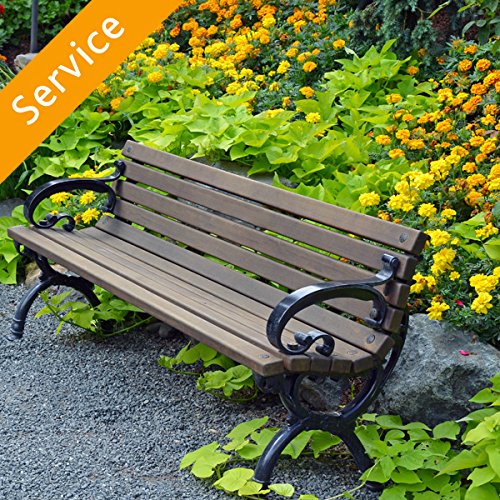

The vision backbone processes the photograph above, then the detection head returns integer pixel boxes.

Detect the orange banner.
[0,0,184,184]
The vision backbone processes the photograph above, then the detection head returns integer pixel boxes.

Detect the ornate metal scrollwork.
[24,160,125,232]
[266,254,400,357]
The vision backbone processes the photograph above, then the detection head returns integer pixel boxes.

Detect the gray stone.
[158,323,181,340]
[25,263,68,287]
[0,198,23,218]
[370,314,500,426]
[14,53,37,72]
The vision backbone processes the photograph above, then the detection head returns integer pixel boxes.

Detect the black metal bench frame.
[8,142,427,490]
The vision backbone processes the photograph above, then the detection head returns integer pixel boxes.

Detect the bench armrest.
[24,160,125,232]
[267,254,400,356]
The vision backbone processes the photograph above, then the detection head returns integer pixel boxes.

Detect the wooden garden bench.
[8,140,427,489]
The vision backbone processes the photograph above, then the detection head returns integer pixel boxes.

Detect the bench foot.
[254,367,386,489]
[8,249,99,340]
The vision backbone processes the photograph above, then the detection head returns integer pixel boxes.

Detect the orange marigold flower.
[458,59,472,72]
[333,39,346,50]
[407,66,419,76]
[389,148,405,159]
[464,44,478,55]
[471,83,487,95]
[299,86,315,98]
[302,61,317,72]
[476,59,491,71]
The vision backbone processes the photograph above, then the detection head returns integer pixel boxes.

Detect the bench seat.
[10,220,394,378]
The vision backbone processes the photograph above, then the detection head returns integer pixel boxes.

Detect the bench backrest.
[110,141,427,335]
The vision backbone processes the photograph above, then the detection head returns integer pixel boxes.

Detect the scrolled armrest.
[24,160,125,232]
[267,254,399,357]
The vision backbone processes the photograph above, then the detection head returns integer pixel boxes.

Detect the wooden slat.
[115,181,409,308]
[118,162,418,281]
[42,228,372,375]
[8,226,283,376]
[82,227,390,371]
[112,199,408,312]
[122,140,427,255]
[97,217,401,340]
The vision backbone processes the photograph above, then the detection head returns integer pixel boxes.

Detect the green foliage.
[360,372,500,499]
[349,0,471,76]
[460,0,500,43]
[158,342,257,401]
[180,416,349,498]
[0,204,26,284]
[0,0,90,51]
[35,286,146,337]
[181,373,500,499]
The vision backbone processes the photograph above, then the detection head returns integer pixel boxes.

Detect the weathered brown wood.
[115,180,410,308]
[122,140,427,255]
[117,163,418,281]
[81,227,390,372]
[96,218,401,343]
[9,226,284,376]
[113,199,409,312]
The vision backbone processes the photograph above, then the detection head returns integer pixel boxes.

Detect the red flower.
[459,350,470,356]
[0,5,4,15]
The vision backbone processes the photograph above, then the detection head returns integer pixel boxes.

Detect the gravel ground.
[0,284,379,500]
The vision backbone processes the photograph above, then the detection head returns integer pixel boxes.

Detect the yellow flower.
[124,86,137,97]
[427,298,450,320]
[475,223,499,239]
[387,194,414,212]
[389,148,405,159]
[286,47,299,58]
[147,71,163,83]
[299,86,315,98]
[359,192,380,207]
[333,39,346,50]
[402,113,414,122]
[449,271,460,281]
[407,139,425,150]
[305,112,321,124]
[79,191,96,205]
[418,204,437,218]
[375,135,391,146]
[81,208,100,225]
[410,272,426,294]
[426,229,451,247]
[110,97,123,111]
[96,83,111,97]
[470,274,499,293]
[431,248,456,275]
[395,129,410,142]
[386,93,402,104]
[303,61,317,72]
[471,292,493,314]
[50,192,72,205]
[282,96,292,107]
[269,82,280,91]
[277,60,290,74]
[441,208,456,220]
[435,120,452,133]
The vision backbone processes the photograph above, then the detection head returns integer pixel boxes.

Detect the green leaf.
[394,449,427,470]
[484,238,500,261]
[269,483,295,497]
[432,421,461,440]
[226,417,269,441]
[376,415,404,429]
[467,465,496,487]
[380,485,407,499]
[391,467,421,484]
[213,468,254,492]
[237,480,267,496]
[283,431,314,459]
[470,388,495,404]
[310,431,341,458]
[298,495,319,500]
[362,456,395,483]
[180,442,222,469]
[439,450,486,475]
[487,445,500,477]
[464,483,499,500]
